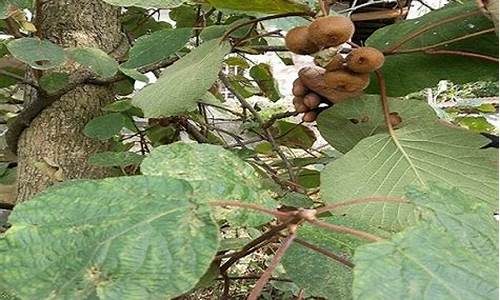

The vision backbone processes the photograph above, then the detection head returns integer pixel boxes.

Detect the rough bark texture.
[16,0,123,202]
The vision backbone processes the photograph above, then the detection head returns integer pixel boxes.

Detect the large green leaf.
[132,39,231,117]
[206,0,311,14]
[366,2,498,96]
[320,121,498,231]
[0,176,219,300]
[317,96,436,153]
[141,143,274,226]
[283,216,388,299]
[0,0,32,19]
[66,47,119,78]
[121,28,192,69]
[353,185,498,300]
[101,0,185,8]
[6,37,66,70]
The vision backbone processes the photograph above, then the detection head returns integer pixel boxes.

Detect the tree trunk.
[16,0,123,202]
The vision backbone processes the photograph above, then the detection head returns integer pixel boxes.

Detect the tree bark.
[16,0,123,202]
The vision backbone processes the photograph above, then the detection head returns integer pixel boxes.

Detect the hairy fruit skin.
[324,69,370,92]
[308,16,355,49]
[285,26,320,55]
[303,93,321,108]
[298,67,363,103]
[346,47,385,73]
[292,78,309,96]
[302,111,318,122]
[389,112,402,127]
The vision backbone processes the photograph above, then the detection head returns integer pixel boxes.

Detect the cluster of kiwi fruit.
[285,15,386,123]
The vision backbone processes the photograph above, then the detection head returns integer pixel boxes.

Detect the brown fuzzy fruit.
[302,111,318,122]
[308,16,355,49]
[292,78,309,97]
[293,96,308,113]
[389,112,402,127]
[303,93,321,109]
[298,67,363,103]
[285,26,320,55]
[346,47,385,73]
[324,69,370,92]
[324,54,345,71]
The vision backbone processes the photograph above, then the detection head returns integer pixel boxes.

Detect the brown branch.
[388,28,496,54]
[424,49,499,63]
[307,219,384,242]
[219,220,297,273]
[247,233,297,300]
[374,70,396,136]
[218,73,298,184]
[316,196,408,214]
[293,237,354,268]
[209,200,289,219]
[5,17,23,38]
[384,10,483,53]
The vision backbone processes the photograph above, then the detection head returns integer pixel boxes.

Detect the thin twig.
[308,219,384,242]
[384,10,483,53]
[219,73,297,183]
[247,233,297,300]
[293,237,354,268]
[219,220,298,273]
[388,28,496,54]
[316,196,408,214]
[424,49,499,63]
[209,200,289,219]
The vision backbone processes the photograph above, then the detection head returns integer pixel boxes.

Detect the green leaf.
[0,176,219,300]
[249,63,281,102]
[297,168,320,189]
[366,2,498,96]
[353,185,498,300]
[122,28,192,69]
[38,72,69,93]
[88,151,144,167]
[101,0,186,8]
[317,96,436,153]
[6,37,65,70]
[321,121,498,231]
[283,216,386,299]
[200,25,228,41]
[67,47,119,78]
[119,67,149,82]
[102,99,133,112]
[455,116,497,133]
[141,143,274,227]
[132,39,231,118]
[83,113,130,140]
[274,120,316,149]
[206,0,311,14]
[0,0,33,19]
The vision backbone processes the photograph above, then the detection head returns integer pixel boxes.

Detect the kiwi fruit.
[293,96,309,113]
[302,111,318,122]
[285,26,320,55]
[389,112,402,127]
[308,16,355,49]
[324,54,345,71]
[346,47,385,73]
[303,93,321,108]
[292,78,309,97]
[324,69,370,92]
